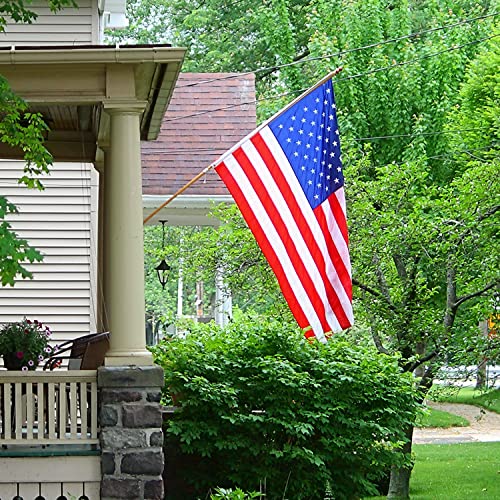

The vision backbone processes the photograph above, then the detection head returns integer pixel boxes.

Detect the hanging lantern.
[156,220,171,290]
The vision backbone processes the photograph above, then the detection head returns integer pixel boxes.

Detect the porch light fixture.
[155,220,171,290]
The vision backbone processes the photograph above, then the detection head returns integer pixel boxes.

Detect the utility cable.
[139,127,489,154]
[175,11,499,89]
[163,32,499,124]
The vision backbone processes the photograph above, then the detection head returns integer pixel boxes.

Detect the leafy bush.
[152,317,418,499]
[209,487,261,499]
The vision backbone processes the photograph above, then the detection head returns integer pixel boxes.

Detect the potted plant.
[0,318,54,370]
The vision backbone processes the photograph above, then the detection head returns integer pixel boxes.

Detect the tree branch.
[404,350,438,373]
[257,49,311,81]
[373,253,393,304]
[393,254,407,280]
[352,278,398,313]
[418,360,439,395]
[457,204,499,246]
[454,280,499,309]
[444,264,457,330]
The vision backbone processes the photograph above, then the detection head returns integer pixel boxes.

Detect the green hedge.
[152,318,418,499]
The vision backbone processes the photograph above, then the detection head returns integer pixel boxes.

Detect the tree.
[348,154,498,496]
[0,0,76,285]
[167,205,290,318]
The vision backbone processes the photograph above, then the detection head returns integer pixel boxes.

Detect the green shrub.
[209,487,261,499]
[152,317,419,499]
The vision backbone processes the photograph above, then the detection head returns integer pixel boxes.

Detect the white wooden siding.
[0,0,98,46]
[0,160,98,343]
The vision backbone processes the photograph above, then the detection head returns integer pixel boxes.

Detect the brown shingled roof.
[141,72,256,196]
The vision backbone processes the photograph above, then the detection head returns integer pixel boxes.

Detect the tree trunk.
[387,425,414,499]
[413,341,426,377]
[476,361,487,389]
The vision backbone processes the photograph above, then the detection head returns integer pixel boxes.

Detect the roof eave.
[0,45,186,142]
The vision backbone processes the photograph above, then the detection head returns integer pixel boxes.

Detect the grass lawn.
[366,442,500,499]
[410,442,500,499]
[416,407,469,428]
[430,387,500,414]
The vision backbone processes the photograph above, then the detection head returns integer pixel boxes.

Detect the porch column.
[103,101,152,366]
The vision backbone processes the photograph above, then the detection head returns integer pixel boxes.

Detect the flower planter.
[0,318,52,370]
[2,353,37,371]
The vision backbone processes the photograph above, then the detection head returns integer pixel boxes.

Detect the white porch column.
[215,266,232,327]
[103,101,152,365]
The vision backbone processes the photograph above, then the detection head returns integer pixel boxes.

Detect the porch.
[0,365,165,499]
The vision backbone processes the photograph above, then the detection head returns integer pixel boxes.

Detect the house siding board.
[141,72,257,197]
[0,161,95,343]
[0,0,95,47]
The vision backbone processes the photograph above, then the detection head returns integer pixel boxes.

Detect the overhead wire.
[5,146,493,189]
[353,127,488,141]
[336,33,498,83]
[344,144,500,170]
[163,33,500,124]
[175,11,499,89]
[139,127,489,155]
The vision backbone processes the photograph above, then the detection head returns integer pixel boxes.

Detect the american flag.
[214,76,353,342]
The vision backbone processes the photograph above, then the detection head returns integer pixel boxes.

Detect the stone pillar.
[102,101,152,365]
[98,366,165,500]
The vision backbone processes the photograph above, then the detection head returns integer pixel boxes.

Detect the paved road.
[413,401,500,444]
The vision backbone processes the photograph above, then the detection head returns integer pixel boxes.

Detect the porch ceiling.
[143,194,235,227]
[0,44,186,162]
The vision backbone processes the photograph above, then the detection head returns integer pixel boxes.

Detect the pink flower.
[26,319,32,324]
[34,319,38,324]
[28,360,34,367]
[38,355,44,361]
[44,346,52,353]
[15,351,24,359]
[21,366,28,371]
[24,329,30,334]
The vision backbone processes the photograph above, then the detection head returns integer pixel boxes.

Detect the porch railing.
[0,370,99,446]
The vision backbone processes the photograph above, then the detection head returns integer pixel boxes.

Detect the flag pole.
[262,66,344,125]
[143,164,212,224]
[214,67,343,167]
[143,67,343,225]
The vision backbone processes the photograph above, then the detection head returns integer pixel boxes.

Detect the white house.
[0,2,185,497]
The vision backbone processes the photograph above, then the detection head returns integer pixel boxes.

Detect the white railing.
[0,370,98,446]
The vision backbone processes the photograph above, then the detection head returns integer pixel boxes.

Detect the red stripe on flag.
[232,145,331,332]
[327,194,349,245]
[314,201,353,303]
[250,133,351,330]
[216,160,311,329]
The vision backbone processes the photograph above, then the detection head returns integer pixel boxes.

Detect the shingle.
[141,72,256,196]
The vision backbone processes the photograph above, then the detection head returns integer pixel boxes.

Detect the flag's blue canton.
[268,80,344,210]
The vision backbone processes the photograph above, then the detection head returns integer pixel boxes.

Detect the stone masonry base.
[98,366,165,499]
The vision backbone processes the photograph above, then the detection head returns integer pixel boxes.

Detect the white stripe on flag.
[336,187,348,217]
[321,194,352,279]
